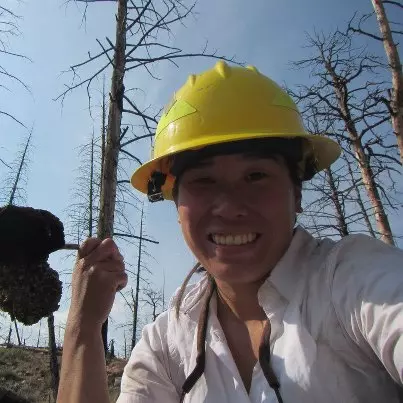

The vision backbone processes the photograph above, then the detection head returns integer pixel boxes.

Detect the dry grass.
[0,346,127,403]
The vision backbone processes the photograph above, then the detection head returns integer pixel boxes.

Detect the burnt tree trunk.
[326,168,349,237]
[345,154,376,237]
[132,207,143,350]
[8,133,32,206]
[13,319,21,346]
[100,76,107,199]
[48,314,59,401]
[89,134,95,237]
[37,320,42,347]
[97,0,128,355]
[6,324,12,346]
[324,61,395,245]
[371,0,403,163]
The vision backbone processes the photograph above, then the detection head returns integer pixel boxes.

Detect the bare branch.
[119,148,142,165]
[0,110,27,128]
[383,1,403,9]
[113,232,159,244]
[0,49,31,61]
[121,132,154,148]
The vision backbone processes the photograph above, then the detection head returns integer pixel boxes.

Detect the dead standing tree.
[0,4,30,128]
[1,132,32,207]
[348,0,403,163]
[290,31,399,245]
[297,110,378,239]
[298,113,351,238]
[66,86,157,357]
[60,0,235,353]
[67,132,101,245]
[117,205,159,349]
[142,287,163,321]
[302,152,380,239]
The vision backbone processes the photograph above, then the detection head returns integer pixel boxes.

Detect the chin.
[206,261,270,285]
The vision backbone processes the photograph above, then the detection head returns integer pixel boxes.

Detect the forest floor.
[0,345,127,403]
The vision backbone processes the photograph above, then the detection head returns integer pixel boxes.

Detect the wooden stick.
[62,243,80,250]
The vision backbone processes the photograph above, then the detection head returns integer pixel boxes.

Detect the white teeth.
[234,235,242,245]
[211,233,258,246]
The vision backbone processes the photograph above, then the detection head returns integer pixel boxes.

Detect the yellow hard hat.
[131,61,341,201]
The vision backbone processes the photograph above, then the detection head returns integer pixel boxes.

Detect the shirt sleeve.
[116,311,182,403]
[330,234,403,384]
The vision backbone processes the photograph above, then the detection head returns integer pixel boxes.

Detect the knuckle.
[101,237,116,249]
[78,237,101,258]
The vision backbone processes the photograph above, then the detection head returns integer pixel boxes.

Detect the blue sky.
[1,0,402,353]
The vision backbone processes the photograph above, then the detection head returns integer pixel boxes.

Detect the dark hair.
[172,137,316,315]
[170,137,316,202]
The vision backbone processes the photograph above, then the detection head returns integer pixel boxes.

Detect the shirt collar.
[259,226,319,303]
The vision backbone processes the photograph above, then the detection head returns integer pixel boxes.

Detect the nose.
[211,186,248,219]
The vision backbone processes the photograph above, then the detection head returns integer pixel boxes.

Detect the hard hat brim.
[130,132,341,201]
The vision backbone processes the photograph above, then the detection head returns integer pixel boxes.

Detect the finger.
[107,248,124,262]
[115,250,124,262]
[77,237,102,260]
[82,238,120,269]
[87,266,127,291]
[90,260,125,273]
[116,271,128,292]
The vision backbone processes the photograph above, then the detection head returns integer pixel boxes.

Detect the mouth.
[208,233,261,246]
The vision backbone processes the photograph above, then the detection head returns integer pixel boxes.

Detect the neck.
[215,278,267,323]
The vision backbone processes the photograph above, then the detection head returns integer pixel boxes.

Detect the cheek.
[177,202,206,246]
[252,185,297,218]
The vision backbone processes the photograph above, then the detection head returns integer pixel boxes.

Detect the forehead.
[184,153,283,171]
[170,138,301,180]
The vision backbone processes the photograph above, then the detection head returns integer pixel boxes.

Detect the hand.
[67,238,128,332]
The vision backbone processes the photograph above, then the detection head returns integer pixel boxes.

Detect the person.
[57,61,403,403]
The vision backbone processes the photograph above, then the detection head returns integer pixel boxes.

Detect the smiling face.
[175,152,302,286]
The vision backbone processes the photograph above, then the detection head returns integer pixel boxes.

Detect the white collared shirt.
[117,227,403,402]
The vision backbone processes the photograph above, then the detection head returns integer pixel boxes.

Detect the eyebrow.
[243,153,280,162]
[187,154,281,170]
[184,158,213,172]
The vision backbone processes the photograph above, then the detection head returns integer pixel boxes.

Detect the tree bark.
[89,134,94,237]
[371,0,403,163]
[6,324,12,346]
[132,207,143,350]
[326,168,349,237]
[13,319,21,346]
[345,155,376,237]
[48,314,59,402]
[97,0,128,355]
[37,320,42,348]
[8,132,32,205]
[100,76,107,199]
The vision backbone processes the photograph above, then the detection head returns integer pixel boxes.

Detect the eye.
[246,172,269,182]
[189,176,215,185]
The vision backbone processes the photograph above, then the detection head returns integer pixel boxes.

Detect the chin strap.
[259,321,283,403]
[179,278,283,403]
[147,171,167,202]
[179,277,216,403]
